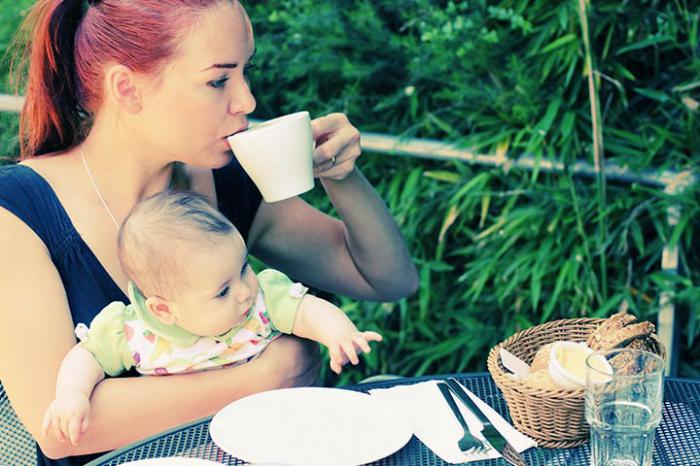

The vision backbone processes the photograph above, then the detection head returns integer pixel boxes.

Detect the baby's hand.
[328,331,383,374]
[42,391,91,445]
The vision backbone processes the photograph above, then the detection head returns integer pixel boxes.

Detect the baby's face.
[168,231,259,337]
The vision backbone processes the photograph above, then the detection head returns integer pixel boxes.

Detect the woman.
[0,0,418,464]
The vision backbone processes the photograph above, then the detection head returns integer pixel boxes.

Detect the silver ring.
[331,155,337,166]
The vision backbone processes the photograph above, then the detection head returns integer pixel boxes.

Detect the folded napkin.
[369,380,537,464]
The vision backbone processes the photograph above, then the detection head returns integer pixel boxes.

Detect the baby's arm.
[42,344,105,445]
[292,295,382,374]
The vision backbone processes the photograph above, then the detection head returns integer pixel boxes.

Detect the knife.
[445,378,528,466]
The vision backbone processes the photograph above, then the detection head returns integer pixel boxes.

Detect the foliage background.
[1,0,699,385]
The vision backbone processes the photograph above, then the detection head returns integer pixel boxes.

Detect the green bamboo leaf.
[541,258,574,323]
[634,87,670,103]
[672,80,700,93]
[538,33,577,54]
[418,265,431,321]
[616,35,673,55]
[560,111,576,136]
[479,194,490,228]
[631,222,645,255]
[423,170,461,183]
[535,98,562,134]
[427,112,458,136]
[668,213,690,248]
[613,63,637,81]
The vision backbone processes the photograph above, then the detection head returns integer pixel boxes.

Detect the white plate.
[121,459,221,465]
[210,387,413,466]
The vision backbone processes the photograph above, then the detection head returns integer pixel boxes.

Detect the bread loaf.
[523,369,558,390]
[530,342,555,372]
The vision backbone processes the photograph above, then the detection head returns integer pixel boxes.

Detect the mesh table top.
[88,373,700,466]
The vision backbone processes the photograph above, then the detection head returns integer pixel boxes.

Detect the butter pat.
[549,341,611,389]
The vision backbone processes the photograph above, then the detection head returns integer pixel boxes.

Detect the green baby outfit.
[77,269,308,377]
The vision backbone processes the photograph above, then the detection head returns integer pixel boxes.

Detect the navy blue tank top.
[0,159,261,466]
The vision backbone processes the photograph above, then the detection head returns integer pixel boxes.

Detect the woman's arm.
[248,114,419,302]
[0,208,318,459]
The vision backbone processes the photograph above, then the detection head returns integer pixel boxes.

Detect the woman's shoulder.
[0,162,42,196]
[0,158,76,247]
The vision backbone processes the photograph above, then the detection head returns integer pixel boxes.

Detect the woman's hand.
[256,335,321,387]
[312,113,362,181]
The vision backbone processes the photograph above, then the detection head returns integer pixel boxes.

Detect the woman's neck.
[80,119,175,221]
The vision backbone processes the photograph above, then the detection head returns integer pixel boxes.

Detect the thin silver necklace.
[79,146,120,230]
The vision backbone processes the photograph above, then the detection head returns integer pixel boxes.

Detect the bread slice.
[595,321,656,351]
[586,312,638,350]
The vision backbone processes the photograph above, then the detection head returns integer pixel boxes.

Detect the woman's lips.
[223,124,249,139]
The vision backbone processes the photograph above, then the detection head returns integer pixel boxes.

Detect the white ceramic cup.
[227,111,315,203]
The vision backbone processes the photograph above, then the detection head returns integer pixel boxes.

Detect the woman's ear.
[145,296,177,325]
[104,64,143,113]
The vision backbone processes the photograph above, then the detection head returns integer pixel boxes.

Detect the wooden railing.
[2,93,695,375]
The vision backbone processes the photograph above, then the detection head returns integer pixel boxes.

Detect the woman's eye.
[216,286,230,299]
[208,76,229,89]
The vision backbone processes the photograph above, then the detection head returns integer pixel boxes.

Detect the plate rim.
[120,458,223,465]
[209,386,413,466]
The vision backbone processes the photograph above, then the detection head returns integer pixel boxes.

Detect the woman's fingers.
[311,112,351,140]
[311,113,361,180]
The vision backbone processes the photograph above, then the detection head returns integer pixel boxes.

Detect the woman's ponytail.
[18,0,87,158]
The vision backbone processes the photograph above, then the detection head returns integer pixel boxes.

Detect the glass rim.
[585,347,665,377]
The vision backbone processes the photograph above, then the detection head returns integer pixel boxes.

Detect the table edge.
[84,373,700,465]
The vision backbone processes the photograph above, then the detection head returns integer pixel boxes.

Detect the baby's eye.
[216,286,230,299]
[208,76,229,89]
[241,262,249,276]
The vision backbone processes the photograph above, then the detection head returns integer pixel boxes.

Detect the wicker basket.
[487,317,665,448]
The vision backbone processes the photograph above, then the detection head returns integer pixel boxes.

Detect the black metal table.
[87,373,700,466]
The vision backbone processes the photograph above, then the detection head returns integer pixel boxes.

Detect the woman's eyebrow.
[200,63,238,72]
[200,49,256,72]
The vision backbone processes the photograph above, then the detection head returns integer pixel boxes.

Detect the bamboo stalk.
[578,0,608,299]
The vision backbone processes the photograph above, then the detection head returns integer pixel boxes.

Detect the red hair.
[17,0,229,158]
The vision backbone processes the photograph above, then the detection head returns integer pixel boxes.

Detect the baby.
[42,192,382,445]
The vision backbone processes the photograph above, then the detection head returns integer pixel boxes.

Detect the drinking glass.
[585,348,664,466]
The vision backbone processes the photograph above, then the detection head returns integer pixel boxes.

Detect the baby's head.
[118,192,259,336]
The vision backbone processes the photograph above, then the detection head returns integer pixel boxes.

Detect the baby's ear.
[145,296,176,325]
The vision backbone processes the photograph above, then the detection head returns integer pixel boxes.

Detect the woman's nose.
[228,79,256,115]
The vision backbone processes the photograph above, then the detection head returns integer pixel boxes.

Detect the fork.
[446,378,529,466]
[437,382,487,454]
